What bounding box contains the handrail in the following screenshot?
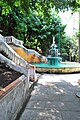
[0,41,28,67]
[5,36,23,46]
[5,36,41,57]
[0,40,36,81]
[5,36,45,62]
[0,34,41,81]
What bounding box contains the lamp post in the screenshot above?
[78,12,80,63]
[58,23,60,54]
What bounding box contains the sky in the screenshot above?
[59,11,79,36]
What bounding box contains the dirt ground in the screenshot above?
[0,62,22,90]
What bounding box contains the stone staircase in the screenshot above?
[0,34,36,81]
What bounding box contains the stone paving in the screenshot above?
[19,73,80,120]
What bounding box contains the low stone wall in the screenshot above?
[0,75,29,120]
[36,67,80,74]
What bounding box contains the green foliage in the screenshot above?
[61,35,78,61]
[0,0,29,14]
[0,0,79,59]
[25,11,66,55]
[0,6,27,40]
[28,0,80,16]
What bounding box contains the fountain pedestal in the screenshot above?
[47,57,62,66]
[47,40,62,66]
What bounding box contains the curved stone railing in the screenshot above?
[5,36,46,62]
[0,41,28,67]
[0,34,36,81]
[5,36,23,46]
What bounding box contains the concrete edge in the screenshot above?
[0,75,25,98]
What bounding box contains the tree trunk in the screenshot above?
[78,12,80,63]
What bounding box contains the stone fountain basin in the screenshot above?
[34,62,80,73]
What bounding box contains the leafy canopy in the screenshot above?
[0,0,79,59]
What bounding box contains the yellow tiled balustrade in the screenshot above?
[15,47,41,63]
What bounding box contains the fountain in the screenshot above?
[34,37,80,74]
[47,37,62,66]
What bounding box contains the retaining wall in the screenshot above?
[0,75,29,120]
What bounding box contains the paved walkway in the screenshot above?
[19,73,80,120]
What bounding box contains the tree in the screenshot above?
[25,11,66,55]
[62,35,78,61]
[0,5,27,41]
[0,0,80,57]
[1,0,79,15]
